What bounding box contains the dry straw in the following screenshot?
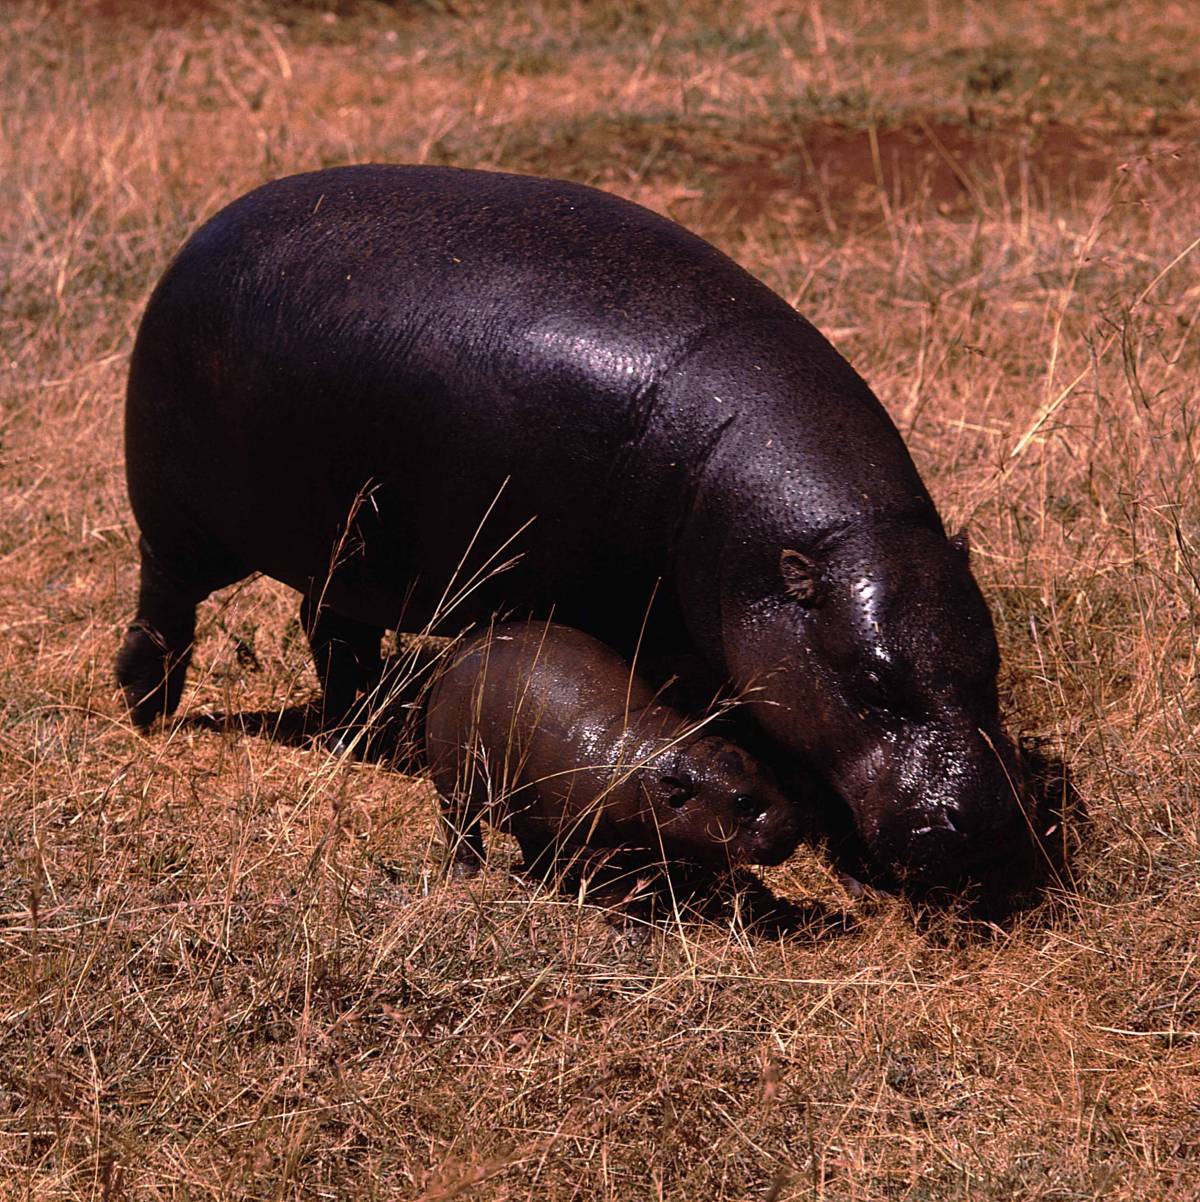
[2,1,1197,1198]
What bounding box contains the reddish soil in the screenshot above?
[540,114,1199,233]
[519,110,1200,231]
[703,116,1199,228]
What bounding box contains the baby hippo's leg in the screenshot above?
[439,791,487,879]
[511,827,559,880]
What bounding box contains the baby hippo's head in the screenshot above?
[640,736,804,867]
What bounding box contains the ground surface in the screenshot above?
[2,1,1198,1198]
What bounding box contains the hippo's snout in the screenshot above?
[871,803,1033,885]
[657,738,807,868]
[729,787,807,867]
[854,724,1039,899]
[676,792,802,868]
[735,791,772,824]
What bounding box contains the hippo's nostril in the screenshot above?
[660,776,692,809]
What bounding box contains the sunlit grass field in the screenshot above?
[2,1,1198,1196]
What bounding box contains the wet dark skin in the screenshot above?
[117,164,1037,899]
[425,622,806,875]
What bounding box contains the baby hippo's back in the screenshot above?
[425,622,804,869]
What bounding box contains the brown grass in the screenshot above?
[2,0,1199,1197]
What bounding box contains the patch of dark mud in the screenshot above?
[704,116,1198,230]
[503,112,1199,234]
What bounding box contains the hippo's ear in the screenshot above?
[950,528,971,561]
[780,548,821,605]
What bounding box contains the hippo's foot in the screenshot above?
[318,720,374,761]
[609,920,653,954]
[439,804,487,880]
[443,836,486,881]
[836,871,868,898]
[447,856,483,881]
[117,620,193,729]
[116,538,218,729]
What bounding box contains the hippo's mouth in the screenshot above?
[829,719,1038,889]
[737,805,806,867]
[891,811,1026,876]
[655,814,803,870]
[854,791,1042,912]
[746,836,800,868]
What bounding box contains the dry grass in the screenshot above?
[2,0,1199,1197]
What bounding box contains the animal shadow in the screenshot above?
[183,647,439,772]
[183,698,424,770]
[519,849,858,944]
[1020,735,1089,900]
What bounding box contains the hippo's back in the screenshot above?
[126,165,919,638]
[126,166,801,628]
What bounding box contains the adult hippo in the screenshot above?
[117,164,1036,898]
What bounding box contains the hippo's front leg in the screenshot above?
[299,595,384,754]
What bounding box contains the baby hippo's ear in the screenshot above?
[780,548,822,605]
[659,773,696,809]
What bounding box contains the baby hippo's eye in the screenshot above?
[735,794,763,821]
[660,774,695,808]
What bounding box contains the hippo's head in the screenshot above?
[636,736,803,868]
[714,515,1038,899]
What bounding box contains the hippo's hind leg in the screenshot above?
[300,595,384,754]
[116,538,222,728]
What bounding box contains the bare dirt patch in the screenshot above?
[708,116,1199,227]
[508,112,1200,233]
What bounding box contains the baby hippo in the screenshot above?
[425,622,805,879]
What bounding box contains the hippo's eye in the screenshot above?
[860,667,895,713]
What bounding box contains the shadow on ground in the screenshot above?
[185,698,423,770]
[183,677,1084,936]
[184,645,439,768]
[511,850,860,945]
[182,695,858,944]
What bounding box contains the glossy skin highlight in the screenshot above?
[117,164,1036,898]
[424,623,805,874]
